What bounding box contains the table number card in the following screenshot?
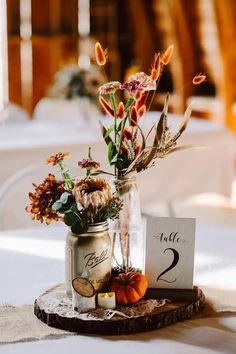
[145,216,196,289]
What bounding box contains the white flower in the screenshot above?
[98,81,121,95]
[74,178,113,209]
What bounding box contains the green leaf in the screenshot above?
[110,154,119,165]
[104,125,114,138]
[71,222,87,234]
[70,203,80,214]
[100,121,113,146]
[117,120,123,132]
[125,97,134,110]
[114,158,124,170]
[52,201,62,211]
[108,141,117,165]
[64,212,79,226]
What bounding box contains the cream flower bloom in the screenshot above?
[74,178,113,209]
[98,81,121,95]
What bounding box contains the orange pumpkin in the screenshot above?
[111,272,148,305]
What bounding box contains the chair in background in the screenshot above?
[0,164,50,230]
[0,102,30,125]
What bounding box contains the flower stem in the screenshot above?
[58,160,74,190]
[86,146,92,178]
[110,93,117,144]
[118,97,134,154]
[110,93,118,176]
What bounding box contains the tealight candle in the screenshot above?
[97,292,116,309]
[71,277,96,313]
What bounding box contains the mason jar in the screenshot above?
[65,221,112,296]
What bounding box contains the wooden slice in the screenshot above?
[72,277,95,298]
[34,284,205,335]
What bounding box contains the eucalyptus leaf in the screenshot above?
[58,198,74,213]
[52,201,62,211]
[60,192,70,204]
[70,203,80,214]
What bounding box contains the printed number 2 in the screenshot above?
[156,248,179,283]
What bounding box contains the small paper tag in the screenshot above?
[145,216,196,289]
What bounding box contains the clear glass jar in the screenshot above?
[111,173,144,272]
[65,221,112,296]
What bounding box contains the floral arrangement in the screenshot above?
[25,149,122,233]
[26,43,207,308]
[94,42,206,178]
[48,64,104,108]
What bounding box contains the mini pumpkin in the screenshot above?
[111,271,148,305]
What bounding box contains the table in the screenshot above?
[1,319,236,354]
[0,223,235,353]
[0,113,235,229]
[33,97,100,123]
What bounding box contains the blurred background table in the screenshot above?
[0,112,235,230]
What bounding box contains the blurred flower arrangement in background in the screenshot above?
[48,64,104,108]
[25,149,122,233]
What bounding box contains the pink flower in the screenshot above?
[121,72,156,93]
[78,159,100,170]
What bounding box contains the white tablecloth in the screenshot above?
[0,223,235,353]
[0,114,234,200]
